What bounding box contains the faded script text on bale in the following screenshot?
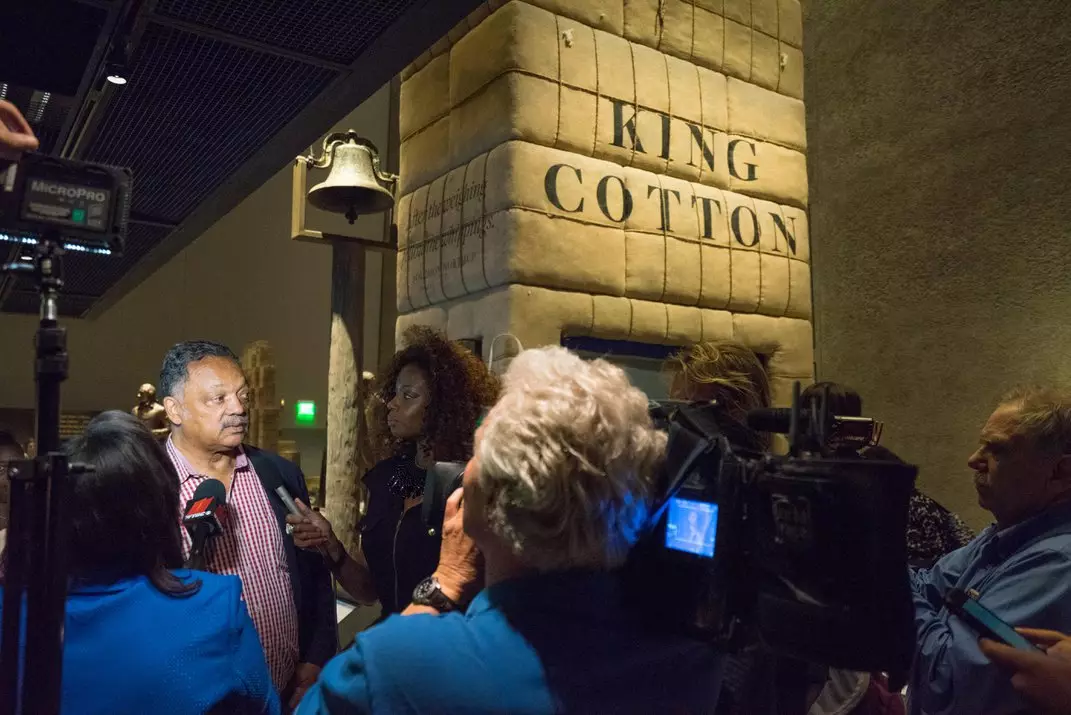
[411,180,487,227]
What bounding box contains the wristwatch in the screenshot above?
[411,575,460,612]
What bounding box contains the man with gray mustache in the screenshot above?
[160,341,336,710]
[907,386,1071,715]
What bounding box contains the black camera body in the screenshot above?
[422,461,466,535]
[0,152,130,254]
[624,386,918,676]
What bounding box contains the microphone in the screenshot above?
[746,408,883,451]
[182,478,227,570]
[276,484,329,559]
[745,407,797,433]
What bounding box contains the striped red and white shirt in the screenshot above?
[167,437,298,691]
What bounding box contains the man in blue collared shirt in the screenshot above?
[296,347,723,714]
[909,387,1071,715]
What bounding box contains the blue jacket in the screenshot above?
[909,500,1071,715]
[3,570,280,714]
[297,570,723,714]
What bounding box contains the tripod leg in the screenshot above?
[0,460,33,715]
[22,317,68,715]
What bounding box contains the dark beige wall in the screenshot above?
[805,0,1071,527]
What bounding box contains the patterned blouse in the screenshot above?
[906,490,975,568]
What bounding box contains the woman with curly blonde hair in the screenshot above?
[288,326,499,615]
[666,340,773,451]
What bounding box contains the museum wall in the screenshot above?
[0,84,395,474]
[805,0,1071,527]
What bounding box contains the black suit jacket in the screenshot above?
[245,445,338,668]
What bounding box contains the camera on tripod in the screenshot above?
[0,150,130,715]
[624,383,918,678]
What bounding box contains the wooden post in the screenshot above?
[324,241,366,557]
[319,77,402,555]
[377,76,401,370]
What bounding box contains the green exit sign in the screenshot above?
[295,400,316,425]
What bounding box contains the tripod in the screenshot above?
[0,236,79,715]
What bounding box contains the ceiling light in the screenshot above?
[105,38,130,87]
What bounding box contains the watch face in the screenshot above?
[414,578,435,601]
[413,576,456,611]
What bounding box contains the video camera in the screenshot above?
[419,407,492,536]
[623,383,918,677]
[422,461,465,535]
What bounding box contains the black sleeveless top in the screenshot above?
[359,456,442,614]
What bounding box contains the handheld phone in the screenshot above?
[946,588,1042,652]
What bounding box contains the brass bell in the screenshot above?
[306,131,397,224]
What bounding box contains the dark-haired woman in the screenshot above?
[0,411,279,715]
[288,326,498,615]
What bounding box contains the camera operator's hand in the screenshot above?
[433,487,482,606]
[0,100,39,161]
[980,629,1071,715]
[286,499,342,562]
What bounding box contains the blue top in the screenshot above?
[297,570,723,714]
[908,501,1071,715]
[2,570,280,715]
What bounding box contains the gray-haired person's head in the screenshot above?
[968,386,1071,528]
[464,346,666,572]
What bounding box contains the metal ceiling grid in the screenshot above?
[83,22,337,224]
[1,0,482,318]
[0,2,109,98]
[6,223,172,315]
[155,0,420,64]
[60,223,173,297]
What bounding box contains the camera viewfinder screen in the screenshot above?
[665,497,718,558]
